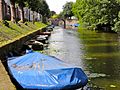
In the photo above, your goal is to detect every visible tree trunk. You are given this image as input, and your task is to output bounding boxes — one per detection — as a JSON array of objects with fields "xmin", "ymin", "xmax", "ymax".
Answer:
[
  {"xmin": 10, "ymin": 0, "xmax": 16, "ymax": 22},
  {"xmin": 4, "ymin": 2, "xmax": 7, "ymax": 20},
  {"xmin": 19, "ymin": 4, "xmax": 24, "ymax": 23},
  {"xmin": 32, "ymin": 11, "xmax": 35, "ymax": 24},
  {"xmin": 29, "ymin": 9, "xmax": 31, "ymax": 21},
  {"xmin": 0, "ymin": 0, "xmax": 3, "ymax": 20},
  {"xmin": 40, "ymin": 14, "xmax": 42, "ymax": 22}
]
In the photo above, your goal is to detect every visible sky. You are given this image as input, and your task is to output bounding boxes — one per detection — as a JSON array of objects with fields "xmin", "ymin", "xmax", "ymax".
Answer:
[
  {"xmin": 46, "ymin": 0, "xmax": 76, "ymax": 14},
  {"xmin": 4, "ymin": 0, "xmax": 76, "ymax": 14}
]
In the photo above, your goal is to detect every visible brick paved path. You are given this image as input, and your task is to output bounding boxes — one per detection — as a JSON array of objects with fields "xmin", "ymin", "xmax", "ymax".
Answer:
[{"xmin": 0, "ymin": 61, "xmax": 16, "ymax": 90}]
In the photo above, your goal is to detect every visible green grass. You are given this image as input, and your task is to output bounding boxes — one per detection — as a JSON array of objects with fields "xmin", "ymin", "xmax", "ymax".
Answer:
[{"xmin": 0, "ymin": 21, "xmax": 47, "ymax": 47}]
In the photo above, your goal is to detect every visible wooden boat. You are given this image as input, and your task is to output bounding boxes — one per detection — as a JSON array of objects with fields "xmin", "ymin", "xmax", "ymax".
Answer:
[{"xmin": 39, "ymin": 32, "xmax": 51, "ymax": 36}]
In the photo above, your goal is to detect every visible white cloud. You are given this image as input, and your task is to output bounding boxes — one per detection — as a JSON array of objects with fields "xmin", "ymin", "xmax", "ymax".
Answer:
[{"xmin": 46, "ymin": 0, "xmax": 76, "ymax": 14}]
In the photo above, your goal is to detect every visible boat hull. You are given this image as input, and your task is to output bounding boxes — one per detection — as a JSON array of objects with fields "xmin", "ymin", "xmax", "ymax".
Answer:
[{"xmin": 8, "ymin": 52, "xmax": 88, "ymax": 89}]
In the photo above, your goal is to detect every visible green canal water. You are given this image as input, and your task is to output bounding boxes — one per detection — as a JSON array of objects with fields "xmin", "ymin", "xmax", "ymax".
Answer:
[
  {"xmin": 43, "ymin": 27, "xmax": 120, "ymax": 90},
  {"xmin": 79, "ymin": 30, "xmax": 120, "ymax": 90}
]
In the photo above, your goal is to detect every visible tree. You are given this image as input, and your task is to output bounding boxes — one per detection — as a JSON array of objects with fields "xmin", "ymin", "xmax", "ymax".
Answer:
[
  {"xmin": 72, "ymin": 0, "xmax": 120, "ymax": 32},
  {"xmin": 26, "ymin": 0, "xmax": 50, "ymax": 23},
  {"xmin": 51, "ymin": 14, "xmax": 59, "ymax": 19},
  {"xmin": 50, "ymin": 11, "xmax": 56, "ymax": 17},
  {"xmin": 37, "ymin": 0, "xmax": 50, "ymax": 23},
  {"xmin": 9, "ymin": 0, "xmax": 50, "ymax": 23},
  {"xmin": 16, "ymin": 0, "xmax": 27, "ymax": 23},
  {"xmin": 37, "ymin": 0, "xmax": 50, "ymax": 17},
  {"xmin": 10, "ymin": 0, "xmax": 16, "ymax": 22},
  {"xmin": 10, "ymin": 0, "xmax": 26, "ymax": 22},
  {"xmin": 62, "ymin": 1, "xmax": 74, "ymax": 19},
  {"xmin": 0, "ymin": 0, "xmax": 3, "ymax": 20}
]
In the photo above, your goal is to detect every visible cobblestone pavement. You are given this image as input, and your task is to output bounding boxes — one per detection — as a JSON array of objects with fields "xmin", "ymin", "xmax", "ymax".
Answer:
[{"xmin": 0, "ymin": 60, "xmax": 16, "ymax": 90}]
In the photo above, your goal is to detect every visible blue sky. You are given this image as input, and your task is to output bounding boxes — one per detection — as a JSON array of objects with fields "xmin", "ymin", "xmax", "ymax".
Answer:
[{"xmin": 46, "ymin": 0, "xmax": 76, "ymax": 14}]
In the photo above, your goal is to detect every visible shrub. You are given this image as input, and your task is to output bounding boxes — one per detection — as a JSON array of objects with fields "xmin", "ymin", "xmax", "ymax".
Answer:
[{"xmin": 2, "ymin": 20, "xmax": 9, "ymax": 27}]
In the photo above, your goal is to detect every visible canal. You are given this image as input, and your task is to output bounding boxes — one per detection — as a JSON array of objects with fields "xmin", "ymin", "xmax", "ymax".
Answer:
[{"xmin": 42, "ymin": 26, "xmax": 120, "ymax": 90}]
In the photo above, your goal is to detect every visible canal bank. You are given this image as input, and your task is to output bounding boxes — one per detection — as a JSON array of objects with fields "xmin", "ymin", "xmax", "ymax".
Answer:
[
  {"xmin": 0, "ymin": 60, "xmax": 16, "ymax": 90},
  {"xmin": 0, "ymin": 22, "xmax": 47, "ymax": 59},
  {"xmin": 0, "ymin": 22, "xmax": 47, "ymax": 89}
]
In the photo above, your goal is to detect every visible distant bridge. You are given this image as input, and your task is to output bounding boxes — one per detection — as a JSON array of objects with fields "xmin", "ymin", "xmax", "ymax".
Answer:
[
  {"xmin": 49, "ymin": 18, "xmax": 78, "ymax": 29},
  {"xmin": 49, "ymin": 18, "xmax": 66, "ymax": 28}
]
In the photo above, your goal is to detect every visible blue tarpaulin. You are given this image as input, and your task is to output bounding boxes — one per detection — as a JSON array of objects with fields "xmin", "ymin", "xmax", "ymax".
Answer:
[
  {"xmin": 8, "ymin": 52, "xmax": 88, "ymax": 89},
  {"xmin": 72, "ymin": 23, "xmax": 80, "ymax": 27}
]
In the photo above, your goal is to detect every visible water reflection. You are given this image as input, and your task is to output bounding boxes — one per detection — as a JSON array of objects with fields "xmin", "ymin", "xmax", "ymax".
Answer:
[
  {"xmin": 80, "ymin": 31, "xmax": 120, "ymax": 90},
  {"xmin": 44, "ymin": 27, "xmax": 84, "ymax": 67},
  {"xmin": 43, "ymin": 27, "xmax": 120, "ymax": 90}
]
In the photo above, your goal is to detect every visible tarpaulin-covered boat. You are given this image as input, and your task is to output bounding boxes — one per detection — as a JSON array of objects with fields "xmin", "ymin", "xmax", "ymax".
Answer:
[{"xmin": 7, "ymin": 52, "xmax": 88, "ymax": 89}]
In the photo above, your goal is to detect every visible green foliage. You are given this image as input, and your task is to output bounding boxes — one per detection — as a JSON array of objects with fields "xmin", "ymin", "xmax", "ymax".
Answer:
[
  {"xmin": 63, "ymin": 2, "xmax": 74, "ymax": 18},
  {"xmin": 58, "ymin": 12, "xmax": 64, "ymax": 19},
  {"xmin": 2, "ymin": 20, "xmax": 9, "ymax": 27},
  {"xmin": 26, "ymin": 0, "xmax": 50, "ymax": 17},
  {"xmin": 72, "ymin": 0, "xmax": 120, "ymax": 32},
  {"xmin": 16, "ymin": 0, "xmax": 27, "ymax": 7},
  {"xmin": 59, "ymin": 2, "xmax": 74, "ymax": 19},
  {"xmin": 26, "ymin": 0, "xmax": 39, "ymax": 11},
  {"xmin": 50, "ymin": 11, "xmax": 56, "ymax": 16},
  {"xmin": 113, "ymin": 21, "xmax": 120, "ymax": 32},
  {"xmin": 51, "ymin": 14, "xmax": 59, "ymax": 19}
]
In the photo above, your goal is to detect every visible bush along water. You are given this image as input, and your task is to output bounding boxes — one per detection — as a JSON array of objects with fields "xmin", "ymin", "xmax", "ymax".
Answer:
[{"xmin": 72, "ymin": 0, "xmax": 120, "ymax": 33}]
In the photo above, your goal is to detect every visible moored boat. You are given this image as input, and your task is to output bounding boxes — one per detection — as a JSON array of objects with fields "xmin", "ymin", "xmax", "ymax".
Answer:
[
  {"xmin": 7, "ymin": 52, "xmax": 88, "ymax": 89},
  {"xmin": 39, "ymin": 32, "xmax": 51, "ymax": 36}
]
